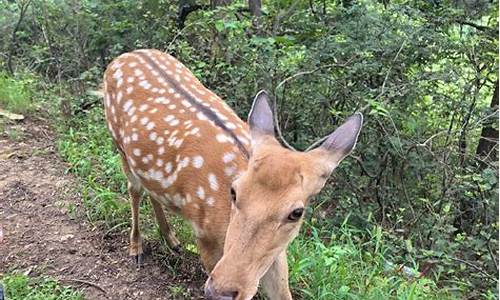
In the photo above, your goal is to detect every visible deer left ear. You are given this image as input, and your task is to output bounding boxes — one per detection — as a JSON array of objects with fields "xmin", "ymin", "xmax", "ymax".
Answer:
[
  {"xmin": 309, "ymin": 112, "xmax": 363, "ymax": 171},
  {"xmin": 248, "ymin": 90, "xmax": 275, "ymax": 142}
]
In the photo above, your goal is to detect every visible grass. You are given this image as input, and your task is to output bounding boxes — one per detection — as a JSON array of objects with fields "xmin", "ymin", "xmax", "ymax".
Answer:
[
  {"xmin": 0, "ymin": 72, "xmax": 35, "ymax": 114},
  {"xmin": 287, "ymin": 219, "xmax": 457, "ymax": 299},
  {"xmin": 57, "ymin": 107, "xmax": 129, "ymax": 226},
  {"xmin": 1, "ymin": 273, "xmax": 83, "ymax": 300}
]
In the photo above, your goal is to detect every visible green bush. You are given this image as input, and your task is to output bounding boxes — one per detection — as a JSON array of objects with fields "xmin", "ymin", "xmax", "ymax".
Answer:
[{"xmin": 0, "ymin": 73, "xmax": 35, "ymax": 114}]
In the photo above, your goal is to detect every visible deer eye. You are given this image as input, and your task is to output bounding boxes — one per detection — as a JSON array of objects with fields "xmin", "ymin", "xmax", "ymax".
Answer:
[
  {"xmin": 287, "ymin": 208, "xmax": 304, "ymax": 221},
  {"xmin": 230, "ymin": 187, "xmax": 237, "ymax": 203}
]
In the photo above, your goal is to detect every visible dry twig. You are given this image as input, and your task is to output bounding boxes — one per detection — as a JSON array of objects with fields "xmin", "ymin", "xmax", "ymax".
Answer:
[{"xmin": 61, "ymin": 278, "xmax": 107, "ymax": 294}]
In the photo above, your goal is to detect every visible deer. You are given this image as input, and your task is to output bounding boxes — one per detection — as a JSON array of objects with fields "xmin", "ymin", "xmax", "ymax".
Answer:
[{"xmin": 103, "ymin": 49, "xmax": 363, "ymax": 300}]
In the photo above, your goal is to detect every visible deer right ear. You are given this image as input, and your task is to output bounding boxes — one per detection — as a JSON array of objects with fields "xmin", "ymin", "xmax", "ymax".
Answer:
[
  {"xmin": 248, "ymin": 90, "xmax": 275, "ymax": 142},
  {"xmin": 309, "ymin": 113, "xmax": 363, "ymax": 172}
]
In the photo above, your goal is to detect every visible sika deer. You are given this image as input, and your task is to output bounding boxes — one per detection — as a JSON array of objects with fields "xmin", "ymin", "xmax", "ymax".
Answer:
[{"xmin": 103, "ymin": 49, "xmax": 363, "ymax": 300}]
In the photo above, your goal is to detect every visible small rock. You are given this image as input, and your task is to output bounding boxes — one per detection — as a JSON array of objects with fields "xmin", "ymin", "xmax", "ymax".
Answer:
[{"xmin": 60, "ymin": 234, "xmax": 74, "ymax": 241}]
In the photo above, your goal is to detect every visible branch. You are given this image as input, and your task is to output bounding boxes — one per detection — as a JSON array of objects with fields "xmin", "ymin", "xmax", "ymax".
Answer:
[
  {"xmin": 305, "ymin": 135, "xmax": 327, "ymax": 152},
  {"xmin": 274, "ymin": 58, "xmax": 355, "ymax": 93},
  {"xmin": 359, "ymin": 39, "xmax": 406, "ymax": 113},
  {"xmin": 273, "ymin": 57, "xmax": 356, "ymax": 151},
  {"xmin": 60, "ymin": 278, "xmax": 107, "ymax": 294},
  {"xmin": 448, "ymin": 257, "xmax": 498, "ymax": 282},
  {"xmin": 487, "ymin": 238, "xmax": 499, "ymax": 274},
  {"xmin": 271, "ymin": 92, "xmax": 296, "ymax": 151},
  {"xmin": 456, "ymin": 19, "xmax": 497, "ymax": 34}
]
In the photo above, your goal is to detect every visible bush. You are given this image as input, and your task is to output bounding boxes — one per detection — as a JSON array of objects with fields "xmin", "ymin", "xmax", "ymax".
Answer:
[{"xmin": 0, "ymin": 72, "xmax": 35, "ymax": 114}]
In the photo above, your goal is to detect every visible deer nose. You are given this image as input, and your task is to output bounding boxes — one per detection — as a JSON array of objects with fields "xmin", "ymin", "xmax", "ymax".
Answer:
[{"xmin": 204, "ymin": 277, "xmax": 238, "ymax": 300}]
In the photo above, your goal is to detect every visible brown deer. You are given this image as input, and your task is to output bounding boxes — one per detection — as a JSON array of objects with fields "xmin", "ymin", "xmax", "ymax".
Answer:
[{"xmin": 103, "ymin": 49, "xmax": 363, "ymax": 300}]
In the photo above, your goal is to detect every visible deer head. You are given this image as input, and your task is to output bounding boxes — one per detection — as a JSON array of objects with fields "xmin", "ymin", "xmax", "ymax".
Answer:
[{"xmin": 205, "ymin": 91, "xmax": 363, "ymax": 300}]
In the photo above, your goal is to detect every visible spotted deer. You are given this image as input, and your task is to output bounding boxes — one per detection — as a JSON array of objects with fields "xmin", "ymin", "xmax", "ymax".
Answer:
[{"xmin": 103, "ymin": 49, "xmax": 363, "ymax": 300}]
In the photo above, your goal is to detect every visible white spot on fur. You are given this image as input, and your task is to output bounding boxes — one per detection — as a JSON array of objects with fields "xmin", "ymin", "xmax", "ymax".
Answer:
[
  {"xmin": 165, "ymin": 162, "xmax": 173, "ymax": 174},
  {"xmin": 146, "ymin": 121, "xmax": 155, "ymax": 130},
  {"xmin": 192, "ymin": 156, "xmax": 204, "ymax": 169},
  {"xmin": 123, "ymin": 99, "xmax": 133, "ymax": 112},
  {"xmin": 196, "ymin": 186, "xmax": 205, "ymax": 200},
  {"xmin": 140, "ymin": 116, "xmax": 149, "ymax": 125},
  {"xmin": 223, "ymin": 152, "xmax": 236, "ymax": 163},
  {"xmin": 181, "ymin": 100, "xmax": 191, "ymax": 108},
  {"xmin": 225, "ymin": 166, "xmax": 237, "ymax": 177},
  {"xmin": 174, "ymin": 139, "xmax": 183, "ymax": 148},
  {"xmin": 156, "ymin": 159, "xmax": 164, "ymax": 167},
  {"xmin": 216, "ymin": 133, "xmax": 233, "ymax": 144},
  {"xmin": 208, "ymin": 173, "xmax": 218, "ymax": 191},
  {"xmin": 196, "ymin": 112, "xmax": 207, "ymax": 120}
]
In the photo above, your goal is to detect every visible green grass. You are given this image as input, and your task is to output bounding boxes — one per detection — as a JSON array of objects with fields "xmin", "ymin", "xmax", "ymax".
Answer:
[
  {"xmin": 1, "ymin": 274, "xmax": 83, "ymax": 300},
  {"xmin": 57, "ymin": 107, "xmax": 129, "ymax": 226},
  {"xmin": 288, "ymin": 219, "xmax": 458, "ymax": 299},
  {"xmin": 55, "ymin": 105, "xmax": 464, "ymax": 299},
  {"xmin": 0, "ymin": 72, "xmax": 35, "ymax": 114}
]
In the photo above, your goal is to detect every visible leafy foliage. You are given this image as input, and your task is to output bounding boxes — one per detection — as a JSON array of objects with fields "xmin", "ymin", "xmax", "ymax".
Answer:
[{"xmin": 0, "ymin": 0, "xmax": 497, "ymax": 298}]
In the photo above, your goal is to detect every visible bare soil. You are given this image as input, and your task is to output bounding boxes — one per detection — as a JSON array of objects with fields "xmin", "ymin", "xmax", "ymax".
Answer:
[{"xmin": 0, "ymin": 118, "xmax": 205, "ymax": 299}]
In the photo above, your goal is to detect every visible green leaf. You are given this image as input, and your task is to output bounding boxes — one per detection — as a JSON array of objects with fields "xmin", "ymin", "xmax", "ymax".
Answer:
[{"xmin": 215, "ymin": 20, "xmax": 224, "ymax": 32}]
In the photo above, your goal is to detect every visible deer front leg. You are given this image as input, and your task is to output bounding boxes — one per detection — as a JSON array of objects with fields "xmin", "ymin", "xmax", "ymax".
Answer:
[
  {"xmin": 128, "ymin": 182, "xmax": 143, "ymax": 265},
  {"xmin": 150, "ymin": 198, "xmax": 181, "ymax": 251},
  {"xmin": 261, "ymin": 250, "xmax": 293, "ymax": 300}
]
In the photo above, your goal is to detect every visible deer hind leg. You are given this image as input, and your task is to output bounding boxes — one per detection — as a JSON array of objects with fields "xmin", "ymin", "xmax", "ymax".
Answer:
[
  {"xmin": 118, "ymin": 151, "xmax": 145, "ymax": 265},
  {"xmin": 149, "ymin": 198, "xmax": 181, "ymax": 251},
  {"xmin": 261, "ymin": 250, "xmax": 293, "ymax": 300},
  {"xmin": 127, "ymin": 179, "xmax": 143, "ymax": 264}
]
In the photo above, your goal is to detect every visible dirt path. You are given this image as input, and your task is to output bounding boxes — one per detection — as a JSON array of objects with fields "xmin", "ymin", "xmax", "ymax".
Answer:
[{"xmin": 0, "ymin": 118, "xmax": 205, "ymax": 299}]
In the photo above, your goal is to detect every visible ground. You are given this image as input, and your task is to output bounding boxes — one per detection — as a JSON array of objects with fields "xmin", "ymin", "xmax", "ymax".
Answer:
[{"xmin": 0, "ymin": 118, "xmax": 205, "ymax": 299}]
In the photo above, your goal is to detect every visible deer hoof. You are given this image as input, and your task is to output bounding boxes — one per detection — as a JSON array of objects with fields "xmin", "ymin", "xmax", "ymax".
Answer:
[
  {"xmin": 171, "ymin": 244, "xmax": 183, "ymax": 254},
  {"xmin": 131, "ymin": 254, "xmax": 144, "ymax": 266}
]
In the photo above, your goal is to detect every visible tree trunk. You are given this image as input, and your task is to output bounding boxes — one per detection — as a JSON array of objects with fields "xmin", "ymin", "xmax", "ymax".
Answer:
[
  {"xmin": 476, "ymin": 80, "xmax": 499, "ymax": 160},
  {"xmin": 211, "ymin": 0, "xmax": 231, "ymax": 8},
  {"xmin": 248, "ymin": 0, "xmax": 262, "ymax": 16},
  {"xmin": 7, "ymin": 0, "xmax": 32, "ymax": 75}
]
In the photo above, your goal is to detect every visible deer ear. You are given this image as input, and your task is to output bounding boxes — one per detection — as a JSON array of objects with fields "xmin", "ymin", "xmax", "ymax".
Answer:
[
  {"xmin": 309, "ymin": 113, "xmax": 363, "ymax": 170},
  {"xmin": 248, "ymin": 90, "xmax": 275, "ymax": 141}
]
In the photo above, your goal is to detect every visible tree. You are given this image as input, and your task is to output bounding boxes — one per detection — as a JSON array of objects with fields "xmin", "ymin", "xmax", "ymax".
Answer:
[
  {"xmin": 248, "ymin": 0, "xmax": 261, "ymax": 16},
  {"xmin": 476, "ymin": 80, "xmax": 499, "ymax": 160}
]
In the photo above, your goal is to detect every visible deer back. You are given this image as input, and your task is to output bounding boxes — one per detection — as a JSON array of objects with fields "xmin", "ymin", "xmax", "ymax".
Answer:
[{"xmin": 103, "ymin": 49, "xmax": 250, "ymax": 238}]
